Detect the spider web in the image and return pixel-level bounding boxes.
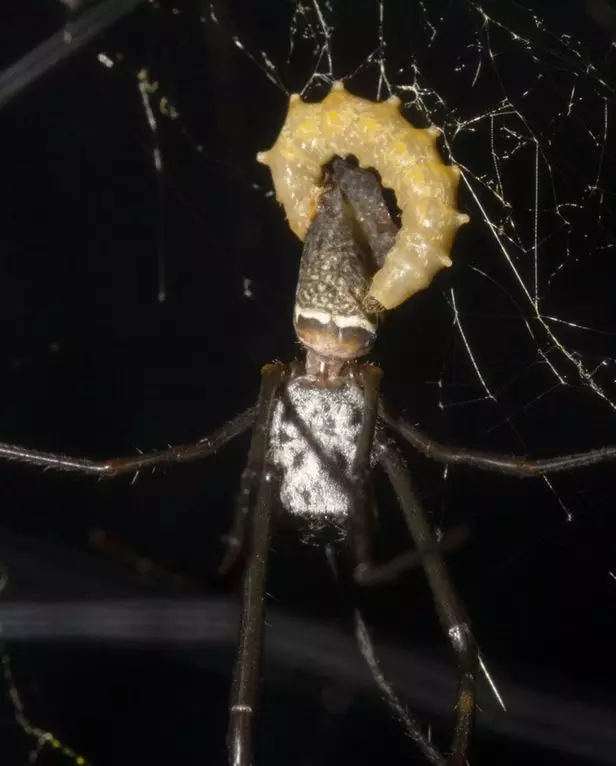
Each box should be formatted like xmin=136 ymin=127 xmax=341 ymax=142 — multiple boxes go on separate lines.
xmin=1 ymin=0 xmax=616 ymax=764
xmin=283 ymin=4 xmax=616 ymax=420
xmin=189 ymin=0 xmax=616 ymax=527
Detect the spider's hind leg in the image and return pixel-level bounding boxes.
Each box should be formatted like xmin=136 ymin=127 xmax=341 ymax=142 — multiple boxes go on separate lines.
xmin=0 ymin=408 xmax=256 ymax=476
xmin=227 ymin=363 xmax=285 ymax=766
xmin=348 ymin=365 xmax=470 ymax=587
xmin=342 ymin=365 xmax=447 ymax=765
xmin=377 ymin=435 xmax=478 ymax=766
xmin=325 ymin=545 xmax=447 ymax=766
xmin=217 ymin=364 xmax=289 ymax=578
xmin=346 ymin=364 xmax=382 ymax=569
xmin=353 ymin=523 xmax=470 ymax=586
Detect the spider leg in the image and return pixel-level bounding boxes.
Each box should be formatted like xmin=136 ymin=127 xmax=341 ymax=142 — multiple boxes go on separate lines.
xmin=325 ymin=546 xmax=447 ymax=766
xmin=343 ymin=365 xmax=447 ymax=764
xmin=216 ymin=485 xmax=251 ymax=578
xmin=376 ymin=434 xmax=478 ymax=766
xmin=347 ymin=365 xmax=382 ymax=568
xmin=353 ymin=524 xmax=470 ymax=586
xmin=380 ymin=403 xmax=616 ymax=476
xmin=0 ymin=407 xmax=255 ymax=477
xmin=227 ymin=363 xmax=284 ymax=766
xmin=218 ymin=366 xmax=291 ymax=577
xmin=353 ymin=524 xmax=507 ymax=712
xmin=353 ymin=608 xmax=448 ymax=765
xmin=351 ymin=368 xmax=471 ymax=585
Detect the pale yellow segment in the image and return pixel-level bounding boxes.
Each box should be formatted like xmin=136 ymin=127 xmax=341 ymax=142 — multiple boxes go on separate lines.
xmin=258 ymin=82 xmax=468 ymax=309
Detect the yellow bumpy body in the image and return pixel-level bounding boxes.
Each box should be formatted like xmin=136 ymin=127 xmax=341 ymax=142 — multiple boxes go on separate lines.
xmin=258 ymin=82 xmax=468 ymax=310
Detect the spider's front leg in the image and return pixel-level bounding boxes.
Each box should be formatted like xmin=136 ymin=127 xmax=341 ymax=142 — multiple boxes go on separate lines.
xmin=227 ymin=363 xmax=284 ymax=766
xmin=343 ymin=365 xmax=448 ymax=766
xmin=350 ymin=366 xmax=477 ymax=765
xmin=352 ymin=524 xmax=470 ymax=586
xmin=381 ymin=404 xmax=616 ymax=476
xmin=0 ymin=407 xmax=256 ymax=477
xmin=350 ymin=369 xmax=470 ymax=589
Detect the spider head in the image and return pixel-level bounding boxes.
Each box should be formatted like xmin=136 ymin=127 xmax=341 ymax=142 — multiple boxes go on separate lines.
xmin=293 ymin=173 xmax=378 ymax=362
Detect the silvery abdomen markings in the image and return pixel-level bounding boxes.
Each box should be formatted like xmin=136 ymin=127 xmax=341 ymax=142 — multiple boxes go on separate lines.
xmin=269 ymin=376 xmax=365 ymax=520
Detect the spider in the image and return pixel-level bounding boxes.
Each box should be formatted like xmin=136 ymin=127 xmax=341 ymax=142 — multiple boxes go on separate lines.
xmin=0 ymin=158 xmax=615 ymax=766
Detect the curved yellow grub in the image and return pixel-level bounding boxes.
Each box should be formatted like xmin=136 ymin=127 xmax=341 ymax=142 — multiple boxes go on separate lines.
xmin=257 ymin=81 xmax=469 ymax=310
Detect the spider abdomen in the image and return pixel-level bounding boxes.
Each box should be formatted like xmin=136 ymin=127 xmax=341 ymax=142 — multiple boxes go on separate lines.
xmin=269 ymin=376 xmax=365 ymax=530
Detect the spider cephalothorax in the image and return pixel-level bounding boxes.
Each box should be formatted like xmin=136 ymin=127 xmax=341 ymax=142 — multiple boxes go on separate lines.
xmin=258 ymin=81 xmax=469 ymax=310
xmin=293 ymin=179 xmax=378 ymax=360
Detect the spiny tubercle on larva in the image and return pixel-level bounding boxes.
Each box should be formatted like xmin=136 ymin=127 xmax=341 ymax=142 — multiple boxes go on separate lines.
xmin=257 ymin=81 xmax=469 ymax=310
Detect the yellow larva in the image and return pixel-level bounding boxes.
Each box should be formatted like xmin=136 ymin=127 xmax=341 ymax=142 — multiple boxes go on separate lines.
xmin=257 ymin=81 xmax=469 ymax=310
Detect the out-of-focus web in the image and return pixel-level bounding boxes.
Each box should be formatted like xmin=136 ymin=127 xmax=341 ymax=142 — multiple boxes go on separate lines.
xmin=0 ymin=570 xmax=89 ymax=765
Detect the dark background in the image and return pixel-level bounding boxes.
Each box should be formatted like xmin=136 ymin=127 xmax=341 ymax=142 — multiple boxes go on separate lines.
xmin=0 ymin=1 xmax=615 ymax=764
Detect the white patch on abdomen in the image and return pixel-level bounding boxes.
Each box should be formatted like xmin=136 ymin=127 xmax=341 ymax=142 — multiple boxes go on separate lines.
xmin=269 ymin=377 xmax=364 ymax=520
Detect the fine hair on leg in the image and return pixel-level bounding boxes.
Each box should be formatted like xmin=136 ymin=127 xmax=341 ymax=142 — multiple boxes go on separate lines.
xmin=227 ymin=364 xmax=285 ymax=766
xmin=376 ymin=433 xmax=478 ymax=766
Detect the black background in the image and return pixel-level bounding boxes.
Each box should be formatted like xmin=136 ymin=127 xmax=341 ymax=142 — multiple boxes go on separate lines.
xmin=0 ymin=1 xmax=615 ymax=764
